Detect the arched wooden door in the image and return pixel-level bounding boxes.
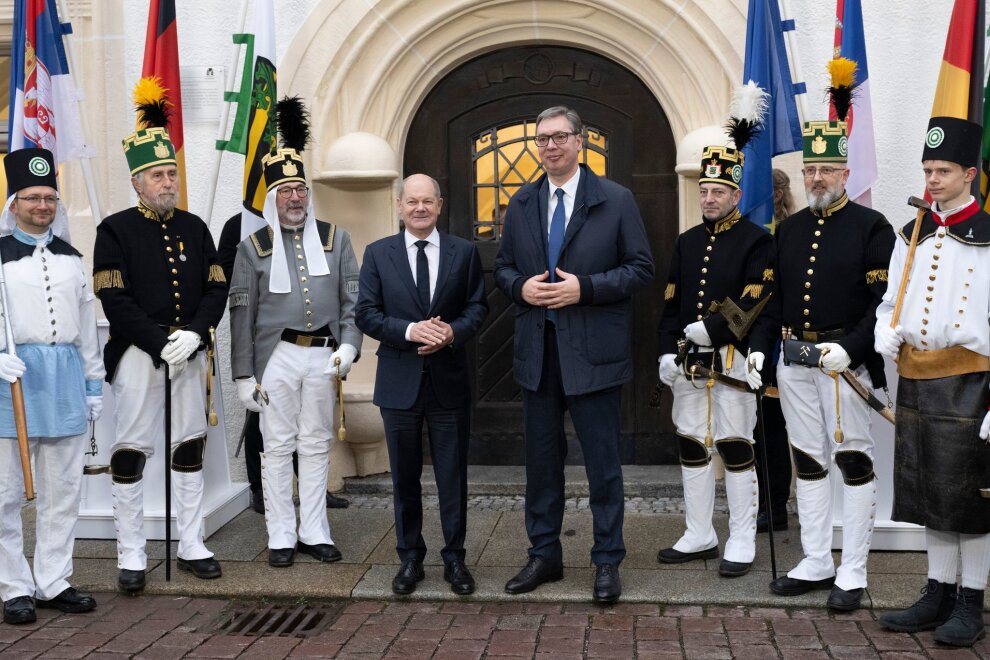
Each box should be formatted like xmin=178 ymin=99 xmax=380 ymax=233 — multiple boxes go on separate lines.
xmin=404 ymin=46 xmax=679 ymax=464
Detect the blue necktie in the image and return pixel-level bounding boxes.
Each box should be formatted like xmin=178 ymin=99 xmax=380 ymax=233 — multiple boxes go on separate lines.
xmin=547 ymin=188 xmax=565 ymax=323
xmin=415 ymin=240 xmax=431 ymax=311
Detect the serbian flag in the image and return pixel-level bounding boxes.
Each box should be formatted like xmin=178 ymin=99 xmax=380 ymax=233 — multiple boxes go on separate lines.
xmin=8 ymin=0 xmax=88 ymax=163
xmin=142 ymin=0 xmax=187 ymax=209
xmin=738 ymin=0 xmax=805 ymax=230
xmin=831 ymin=0 xmax=877 ymax=207
xmin=216 ymin=0 xmax=276 ymax=239
xmin=930 ymin=0 xmax=984 ymax=200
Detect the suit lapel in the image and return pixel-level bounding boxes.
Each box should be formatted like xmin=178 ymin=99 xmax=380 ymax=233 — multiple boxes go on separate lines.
xmin=430 ymin=232 xmax=457 ymax=314
xmin=559 ymin=170 xmax=591 ymax=256
xmin=387 ymin=233 xmax=426 ymax=315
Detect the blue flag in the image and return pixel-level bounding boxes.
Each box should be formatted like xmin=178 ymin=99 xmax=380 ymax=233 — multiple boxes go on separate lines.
xmin=738 ymin=0 xmax=804 ymax=229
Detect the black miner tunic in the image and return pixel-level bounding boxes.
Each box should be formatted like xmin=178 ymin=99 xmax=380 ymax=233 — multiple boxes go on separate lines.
xmin=774 ymin=193 xmax=894 ymax=387
xmin=93 ymin=202 xmax=228 ymax=382
xmin=658 ymin=209 xmax=775 ymax=358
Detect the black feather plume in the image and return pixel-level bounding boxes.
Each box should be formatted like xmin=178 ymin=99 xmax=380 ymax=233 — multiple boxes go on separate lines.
xmin=132 ymin=77 xmax=172 ymax=129
xmin=724 ymin=117 xmax=761 ymax=153
xmin=275 ymin=96 xmax=311 ymax=152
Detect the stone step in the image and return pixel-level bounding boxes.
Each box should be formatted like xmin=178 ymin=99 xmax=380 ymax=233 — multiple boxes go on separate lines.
xmin=343 ymin=465 xmax=726 ymax=499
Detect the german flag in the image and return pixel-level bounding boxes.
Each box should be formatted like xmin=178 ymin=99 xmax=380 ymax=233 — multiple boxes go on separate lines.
xmin=141 ymin=0 xmax=186 ymax=209
xmin=930 ymin=0 xmax=984 ymax=200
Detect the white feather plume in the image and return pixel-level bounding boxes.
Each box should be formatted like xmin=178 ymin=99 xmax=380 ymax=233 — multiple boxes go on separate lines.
xmin=729 ymin=80 xmax=770 ymax=125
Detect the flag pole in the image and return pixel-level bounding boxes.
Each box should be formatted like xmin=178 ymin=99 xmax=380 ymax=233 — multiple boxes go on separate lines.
xmin=54 ymin=0 xmax=104 ymax=224
xmin=202 ymin=0 xmax=250 ymax=229
xmin=777 ymin=0 xmax=810 ymax=124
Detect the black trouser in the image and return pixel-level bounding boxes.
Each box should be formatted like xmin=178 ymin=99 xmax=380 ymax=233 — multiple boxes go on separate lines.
xmin=380 ymin=371 xmax=470 ymax=564
xmin=755 ymin=366 xmax=791 ymax=513
xmin=243 ymin=410 xmax=263 ymax=493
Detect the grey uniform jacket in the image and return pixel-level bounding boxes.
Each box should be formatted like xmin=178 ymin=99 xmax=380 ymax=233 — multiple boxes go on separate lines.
xmin=229 ymin=220 xmax=362 ymax=381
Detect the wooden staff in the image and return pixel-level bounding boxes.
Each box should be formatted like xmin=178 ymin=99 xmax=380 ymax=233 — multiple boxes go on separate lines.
xmin=0 ymin=260 xmax=33 ymax=500
xmin=890 ymin=196 xmax=931 ymax=329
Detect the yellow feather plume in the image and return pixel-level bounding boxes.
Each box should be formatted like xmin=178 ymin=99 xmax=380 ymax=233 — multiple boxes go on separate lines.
xmin=132 ymin=76 xmax=169 ymax=107
xmin=828 ymin=57 xmax=857 ymax=89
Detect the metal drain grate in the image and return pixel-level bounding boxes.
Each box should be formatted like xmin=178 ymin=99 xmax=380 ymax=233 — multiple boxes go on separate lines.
xmin=212 ymin=604 xmax=338 ymax=637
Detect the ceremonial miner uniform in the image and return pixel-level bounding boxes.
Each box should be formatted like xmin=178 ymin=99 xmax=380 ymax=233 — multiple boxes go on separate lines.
xmin=876 ymin=117 xmax=990 ymax=646
xmin=94 ymin=83 xmax=227 ymax=590
xmin=657 ymin=138 xmax=774 ymax=577
xmin=773 ymin=117 xmax=894 ymax=607
xmin=229 ymin=98 xmax=361 ymax=566
xmin=0 ymin=149 xmax=102 ymax=623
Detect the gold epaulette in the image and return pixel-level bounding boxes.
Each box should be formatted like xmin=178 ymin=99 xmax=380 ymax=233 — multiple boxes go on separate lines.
xmin=664 ymin=283 xmax=676 ymax=301
xmin=250 ymin=227 xmax=274 ymax=257
xmin=93 ymin=269 xmax=123 ymax=293
xmin=741 ymin=284 xmax=764 ymax=299
xmin=208 ymin=264 xmax=226 ymax=283
xmin=762 ymin=268 xmax=774 ymax=282
xmin=865 ymin=269 xmax=887 ymax=284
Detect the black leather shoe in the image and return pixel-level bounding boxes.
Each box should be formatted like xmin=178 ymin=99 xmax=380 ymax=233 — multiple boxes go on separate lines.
xmin=719 ymin=559 xmax=752 ymax=578
xmin=325 ymin=492 xmax=350 ymax=509
xmin=658 ymin=545 xmax=719 ymax=564
xmin=756 ymin=510 xmax=788 ymax=533
xmin=392 ymin=560 xmax=425 ymax=595
xmin=444 ymin=560 xmax=476 ymax=595
xmin=251 ymin=490 xmax=265 ymax=514
xmin=827 ymin=585 xmax=864 ymax=611
xmin=177 ymin=557 xmax=222 ymax=579
xmin=118 ymin=569 xmax=145 ymax=593
xmin=268 ymin=547 xmax=296 ymax=567
xmin=36 ymin=587 xmax=96 ymax=614
xmin=769 ymin=575 xmax=835 ymax=596
xmin=505 ymin=557 xmax=563 ymax=595
xmin=593 ymin=564 xmax=621 ymax=604
xmin=297 ymin=542 xmax=342 ymax=563
xmin=3 ymin=596 xmax=35 ymax=625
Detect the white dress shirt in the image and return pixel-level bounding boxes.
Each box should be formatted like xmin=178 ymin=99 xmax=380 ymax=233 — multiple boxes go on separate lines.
xmin=547 ymin=167 xmax=582 ymax=236
xmin=403 ymin=227 xmax=440 ymax=340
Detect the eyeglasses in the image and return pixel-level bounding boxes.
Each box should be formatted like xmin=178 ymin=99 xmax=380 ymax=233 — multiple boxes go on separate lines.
xmin=533 ymin=132 xmax=578 ymax=147
xmin=16 ymin=194 xmax=58 ymax=206
xmin=277 ymin=186 xmax=310 ymax=199
xmin=802 ymin=166 xmax=841 ymax=178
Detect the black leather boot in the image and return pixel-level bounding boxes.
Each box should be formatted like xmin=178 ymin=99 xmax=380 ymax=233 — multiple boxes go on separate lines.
xmin=878 ymin=579 xmax=956 ymax=632
xmin=934 ymin=587 xmax=986 ymax=647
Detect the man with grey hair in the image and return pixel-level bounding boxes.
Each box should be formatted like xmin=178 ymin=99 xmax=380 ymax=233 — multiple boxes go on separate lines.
xmin=229 ymin=100 xmax=362 ymax=569
xmin=494 ymin=106 xmax=654 ymax=603
xmin=357 ymin=173 xmax=488 ymax=595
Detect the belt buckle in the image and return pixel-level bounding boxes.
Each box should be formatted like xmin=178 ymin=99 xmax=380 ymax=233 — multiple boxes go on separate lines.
xmin=297 ymin=335 xmax=313 ymax=348
xmin=802 ymin=331 xmax=819 ymax=342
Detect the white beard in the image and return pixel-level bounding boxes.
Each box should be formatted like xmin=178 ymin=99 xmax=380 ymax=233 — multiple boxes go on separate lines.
xmin=806 ymin=187 xmax=841 ymax=211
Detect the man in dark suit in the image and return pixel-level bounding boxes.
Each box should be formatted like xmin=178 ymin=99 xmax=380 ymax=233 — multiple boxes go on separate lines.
xmin=494 ymin=106 xmax=654 ymax=603
xmin=356 ymin=174 xmax=488 ymax=595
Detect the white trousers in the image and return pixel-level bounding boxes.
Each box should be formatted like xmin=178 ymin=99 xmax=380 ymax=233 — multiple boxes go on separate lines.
xmin=0 ymin=434 xmax=84 ymax=601
xmin=111 ymin=346 xmax=211 ymax=570
xmin=670 ymin=348 xmax=758 ymax=563
xmin=777 ymin=363 xmax=877 ymax=590
xmin=260 ymin=342 xmax=335 ymax=550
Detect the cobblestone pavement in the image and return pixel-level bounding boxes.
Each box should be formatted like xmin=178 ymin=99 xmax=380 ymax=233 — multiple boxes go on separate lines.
xmin=345 ymin=495 xmax=797 ymax=516
xmin=2 ymin=592 xmax=988 ymax=659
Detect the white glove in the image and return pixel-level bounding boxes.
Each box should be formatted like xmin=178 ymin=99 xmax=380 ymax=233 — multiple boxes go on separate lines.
xmin=980 ymin=411 xmax=990 ymax=440
xmin=161 ymin=330 xmax=201 ymax=366
xmin=746 ymin=352 xmax=765 ymax=390
xmin=0 ymin=354 xmax=26 ymax=383
xmin=86 ymin=395 xmax=103 ymax=421
xmin=683 ymin=321 xmax=712 ymax=347
xmin=875 ymin=324 xmax=903 ymax=360
xmin=658 ymin=353 xmax=680 ymax=387
xmin=816 ymin=342 xmax=851 ymax=372
xmin=325 ymin=344 xmax=358 ymax=378
xmin=236 ymin=377 xmax=265 ymax=413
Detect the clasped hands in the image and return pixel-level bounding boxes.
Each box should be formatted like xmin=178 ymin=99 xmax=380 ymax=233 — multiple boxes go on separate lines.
xmin=410 ymin=317 xmax=454 ymax=356
xmin=521 ymin=268 xmax=580 ymax=309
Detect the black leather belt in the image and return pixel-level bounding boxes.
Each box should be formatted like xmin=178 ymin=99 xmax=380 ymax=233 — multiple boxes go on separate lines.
xmin=160 ymin=324 xmax=188 ymax=335
xmin=280 ymin=328 xmax=335 ymax=348
xmin=799 ymin=328 xmax=847 ymax=342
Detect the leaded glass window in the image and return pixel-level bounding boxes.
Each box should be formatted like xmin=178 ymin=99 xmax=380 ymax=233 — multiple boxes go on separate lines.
xmin=472 ymin=121 xmax=607 ymax=240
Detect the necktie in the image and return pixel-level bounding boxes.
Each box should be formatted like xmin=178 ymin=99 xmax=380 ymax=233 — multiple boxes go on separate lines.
xmin=415 ymin=240 xmax=431 ymax=311
xmin=547 ymin=189 xmax=566 ymax=323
